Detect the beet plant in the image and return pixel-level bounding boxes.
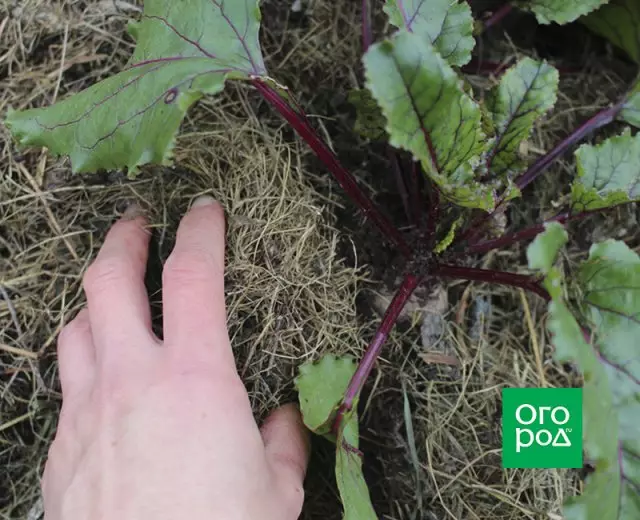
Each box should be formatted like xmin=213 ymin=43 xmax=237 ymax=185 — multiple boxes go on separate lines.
xmin=5 ymin=0 xmax=640 ymax=518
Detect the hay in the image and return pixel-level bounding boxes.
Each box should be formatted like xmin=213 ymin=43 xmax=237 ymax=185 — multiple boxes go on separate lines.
xmin=0 ymin=109 xmax=366 ymax=519
xmin=2 ymin=1 xmax=636 ymax=519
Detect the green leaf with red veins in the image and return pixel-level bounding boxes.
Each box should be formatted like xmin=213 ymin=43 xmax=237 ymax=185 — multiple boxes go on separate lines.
xmin=517 ymin=0 xmax=610 ymax=25
xmin=486 ymin=58 xmax=559 ymax=179
xmin=384 ymin=0 xmax=475 ymax=66
xmin=528 ymin=226 xmax=640 ymax=520
xmin=5 ymin=0 xmax=266 ymax=174
xmin=295 ymin=355 xmax=357 ymax=436
xmin=296 ymin=355 xmax=376 ymax=519
xmin=364 ymin=30 xmax=495 ymax=210
xmin=571 ymin=129 xmax=640 ymax=211
xmin=583 ymin=0 xmax=640 ymax=63
xmin=335 ymin=409 xmax=376 ymax=520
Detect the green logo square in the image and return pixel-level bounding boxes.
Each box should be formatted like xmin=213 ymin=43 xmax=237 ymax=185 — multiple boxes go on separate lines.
xmin=502 ymin=388 xmax=583 ymax=469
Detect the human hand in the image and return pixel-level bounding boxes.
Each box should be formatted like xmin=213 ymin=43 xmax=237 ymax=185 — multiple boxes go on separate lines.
xmin=45 ymin=196 xmax=310 ymax=520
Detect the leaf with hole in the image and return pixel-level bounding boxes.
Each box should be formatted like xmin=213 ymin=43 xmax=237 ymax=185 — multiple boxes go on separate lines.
xmin=528 ymin=226 xmax=640 ymax=520
xmin=571 ymin=129 xmax=640 ymax=211
xmin=364 ymin=30 xmax=495 ymax=210
xmin=485 ymin=58 xmax=559 ymax=179
xmin=384 ymin=0 xmax=475 ymax=66
xmin=5 ymin=0 xmax=266 ymax=174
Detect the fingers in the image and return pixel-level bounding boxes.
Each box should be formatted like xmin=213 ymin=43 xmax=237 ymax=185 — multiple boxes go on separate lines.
xmin=83 ymin=209 xmax=155 ymax=360
xmin=57 ymin=308 xmax=95 ymax=398
xmin=162 ymin=196 xmax=232 ymax=369
xmin=261 ymin=404 xmax=310 ymax=516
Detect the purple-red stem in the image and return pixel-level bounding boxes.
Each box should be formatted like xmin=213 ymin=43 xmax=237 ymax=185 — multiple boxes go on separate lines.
xmin=362 ymin=0 xmax=373 ymax=52
xmin=334 ymin=273 xmax=422 ymax=432
xmin=253 ymin=79 xmax=411 ymax=258
xmin=467 ymin=200 xmax=637 ymax=255
xmin=434 ymin=264 xmax=550 ymax=301
xmin=516 ymin=103 xmax=624 ymax=191
xmin=462 ymin=57 xmax=514 ymax=77
xmin=389 ymin=149 xmax=413 ymax=225
xmin=467 ymin=213 xmax=569 ymax=254
xmin=482 ymin=3 xmax=514 ymax=32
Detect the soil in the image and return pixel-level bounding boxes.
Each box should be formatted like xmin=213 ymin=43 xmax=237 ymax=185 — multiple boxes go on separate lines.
xmin=2 ymin=1 xmax=640 ymax=519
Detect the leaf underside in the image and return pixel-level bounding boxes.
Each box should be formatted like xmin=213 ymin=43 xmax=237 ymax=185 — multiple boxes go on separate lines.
xmin=364 ymin=30 xmax=494 ymax=210
xmin=583 ymin=0 xmax=640 ymax=63
xmin=528 ymin=225 xmax=640 ymax=520
xmin=5 ymin=0 xmax=266 ymax=174
xmin=518 ymin=0 xmax=610 ymax=25
xmin=384 ymin=0 xmax=475 ymax=67
xmin=295 ymin=356 xmax=376 ymax=520
xmin=571 ymin=129 xmax=640 ymax=211
xmin=486 ymin=57 xmax=559 ymax=179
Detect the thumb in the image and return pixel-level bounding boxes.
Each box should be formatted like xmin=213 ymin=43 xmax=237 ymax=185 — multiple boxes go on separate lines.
xmin=261 ymin=404 xmax=310 ymax=515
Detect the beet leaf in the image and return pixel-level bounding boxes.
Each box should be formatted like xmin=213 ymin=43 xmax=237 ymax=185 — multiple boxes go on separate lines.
xmin=296 ymin=355 xmax=357 ymax=436
xmin=364 ymin=31 xmax=494 ymax=209
xmin=571 ymin=129 xmax=640 ymax=211
xmin=517 ymin=0 xmax=610 ymax=25
xmin=296 ymin=356 xmax=376 ymax=520
xmin=528 ymin=224 xmax=640 ymax=519
xmin=383 ymin=0 xmax=475 ymax=66
xmin=5 ymin=0 xmax=266 ymax=174
xmin=583 ymin=0 xmax=640 ymax=63
xmin=485 ymin=57 xmax=559 ymax=180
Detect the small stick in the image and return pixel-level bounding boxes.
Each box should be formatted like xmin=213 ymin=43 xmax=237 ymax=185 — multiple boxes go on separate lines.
xmin=0 ymin=285 xmax=23 ymax=338
xmin=481 ymin=3 xmax=514 ymax=33
xmin=52 ymin=22 xmax=69 ymax=103
xmin=0 ymin=343 xmax=38 ymax=360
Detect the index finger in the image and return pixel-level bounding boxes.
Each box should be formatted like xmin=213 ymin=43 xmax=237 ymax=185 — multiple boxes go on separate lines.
xmin=162 ymin=196 xmax=233 ymax=371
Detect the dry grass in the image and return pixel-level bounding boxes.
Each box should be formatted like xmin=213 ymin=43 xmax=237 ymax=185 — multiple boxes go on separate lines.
xmin=1 ymin=1 xmax=637 ymax=520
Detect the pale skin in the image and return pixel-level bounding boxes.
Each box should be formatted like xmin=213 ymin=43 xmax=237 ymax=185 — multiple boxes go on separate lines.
xmin=45 ymin=196 xmax=310 ymax=520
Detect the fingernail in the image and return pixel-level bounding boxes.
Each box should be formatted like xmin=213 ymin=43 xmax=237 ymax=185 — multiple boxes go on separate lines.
xmin=192 ymin=195 xmax=217 ymax=208
xmin=123 ymin=203 xmax=143 ymax=220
